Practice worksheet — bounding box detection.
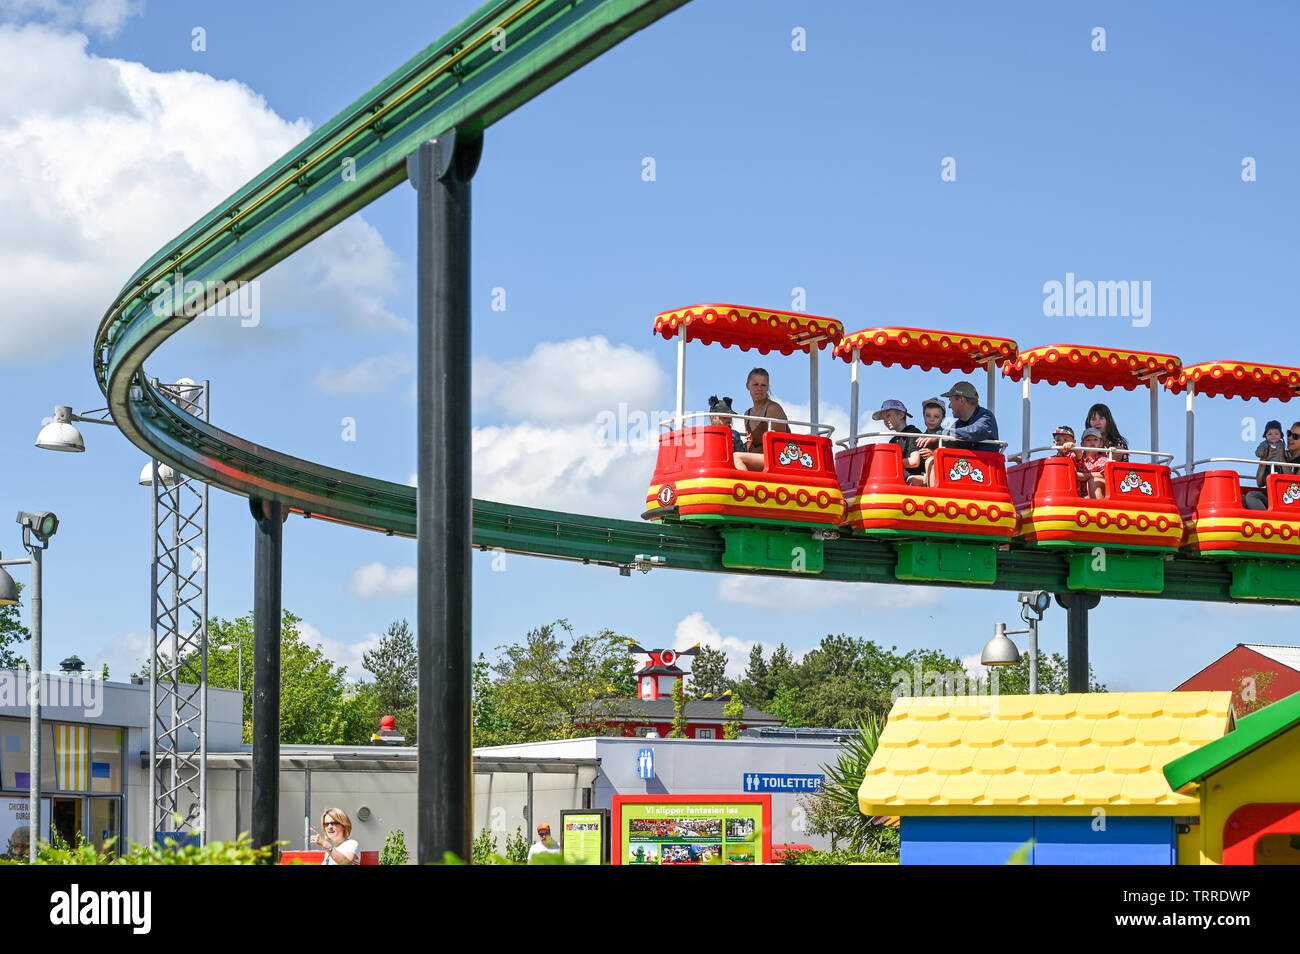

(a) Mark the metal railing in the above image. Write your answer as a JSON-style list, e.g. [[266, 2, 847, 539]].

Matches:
[[837, 431, 1009, 451], [664, 412, 835, 437], [1011, 445, 1173, 465], [1171, 456, 1300, 477]]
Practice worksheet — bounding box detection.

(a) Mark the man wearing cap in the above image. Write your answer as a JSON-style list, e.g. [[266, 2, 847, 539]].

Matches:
[[915, 381, 999, 484], [872, 399, 925, 484], [527, 823, 561, 863]]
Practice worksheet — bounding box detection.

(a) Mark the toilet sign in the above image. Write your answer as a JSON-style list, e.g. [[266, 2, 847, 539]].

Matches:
[[638, 748, 655, 780], [742, 773, 824, 793]]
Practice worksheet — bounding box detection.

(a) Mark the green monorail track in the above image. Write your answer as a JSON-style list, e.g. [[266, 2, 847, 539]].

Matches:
[[90, 0, 1278, 605]]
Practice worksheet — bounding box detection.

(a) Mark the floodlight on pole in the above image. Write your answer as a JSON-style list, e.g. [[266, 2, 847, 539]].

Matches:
[[982, 591, 1050, 694], [138, 461, 179, 486]]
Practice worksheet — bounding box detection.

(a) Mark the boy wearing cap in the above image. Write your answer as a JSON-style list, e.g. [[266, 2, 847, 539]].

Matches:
[[527, 823, 561, 863], [915, 381, 999, 485], [1052, 425, 1089, 497], [872, 399, 924, 484]]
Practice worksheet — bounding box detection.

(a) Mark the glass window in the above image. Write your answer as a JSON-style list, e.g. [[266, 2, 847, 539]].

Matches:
[[90, 728, 122, 794], [88, 797, 121, 857], [0, 718, 55, 790], [695, 728, 716, 739]]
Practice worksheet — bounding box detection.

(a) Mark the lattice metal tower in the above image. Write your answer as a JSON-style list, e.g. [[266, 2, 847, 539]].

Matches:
[[147, 379, 210, 845]]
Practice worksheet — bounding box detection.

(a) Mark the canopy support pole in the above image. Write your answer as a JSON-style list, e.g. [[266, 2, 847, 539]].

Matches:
[[1149, 377, 1160, 452], [986, 359, 997, 417], [675, 328, 686, 429], [809, 346, 819, 429], [1021, 370, 1032, 462], [849, 347, 860, 448], [1185, 381, 1195, 475]]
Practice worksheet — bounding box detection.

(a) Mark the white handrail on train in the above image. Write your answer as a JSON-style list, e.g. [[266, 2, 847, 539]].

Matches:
[[1009, 445, 1174, 464], [1169, 456, 1300, 477], [663, 411, 835, 437], [835, 432, 1009, 451]]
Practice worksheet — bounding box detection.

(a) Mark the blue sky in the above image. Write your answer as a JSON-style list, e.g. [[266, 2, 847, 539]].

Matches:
[[1, 0, 1298, 693]]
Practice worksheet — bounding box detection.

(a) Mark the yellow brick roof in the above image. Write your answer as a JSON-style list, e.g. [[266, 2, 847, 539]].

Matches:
[[859, 692, 1234, 816]]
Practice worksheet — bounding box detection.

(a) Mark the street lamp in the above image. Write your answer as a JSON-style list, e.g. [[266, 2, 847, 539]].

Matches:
[[216, 643, 242, 693], [1, 509, 59, 862], [981, 590, 1051, 694], [34, 406, 114, 452]]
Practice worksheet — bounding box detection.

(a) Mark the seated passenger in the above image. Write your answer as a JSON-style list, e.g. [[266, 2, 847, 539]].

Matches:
[[1079, 427, 1108, 498], [872, 399, 924, 485], [1051, 425, 1088, 497], [1084, 403, 1129, 463], [708, 395, 751, 469], [1245, 420, 1300, 510], [915, 381, 999, 485], [742, 367, 790, 453], [920, 397, 945, 435]]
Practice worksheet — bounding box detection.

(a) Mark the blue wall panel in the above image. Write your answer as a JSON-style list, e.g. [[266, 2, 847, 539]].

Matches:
[[1033, 816, 1175, 865], [902, 817, 1035, 865]]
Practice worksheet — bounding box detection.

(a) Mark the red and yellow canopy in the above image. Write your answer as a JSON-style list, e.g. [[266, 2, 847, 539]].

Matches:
[[653, 304, 842, 355], [1164, 361, 1300, 402], [833, 327, 1017, 373], [1002, 344, 1180, 391]]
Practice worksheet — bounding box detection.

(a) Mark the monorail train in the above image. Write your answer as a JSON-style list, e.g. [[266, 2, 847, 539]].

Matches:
[[642, 304, 1300, 599]]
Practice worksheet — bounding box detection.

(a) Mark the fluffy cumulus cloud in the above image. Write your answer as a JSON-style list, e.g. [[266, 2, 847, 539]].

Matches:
[[313, 354, 411, 395], [0, 0, 142, 36], [88, 629, 150, 681], [0, 24, 405, 361], [671, 611, 759, 677], [470, 335, 669, 518], [474, 336, 668, 424], [299, 620, 381, 682], [346, 562, 417, 599], [714, 575, 944, 611]]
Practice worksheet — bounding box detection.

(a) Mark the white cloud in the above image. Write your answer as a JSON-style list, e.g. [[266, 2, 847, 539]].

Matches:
[[474, 336, 667, 424], [472, 421, 654, 518], [346, 562, 417, 599], [313, 354, 411, 395], [0, 0, 142, 37], [715, 576, 944, 611], [672, 612, 758, 677], [299, 620, 381, 683], [88, 629, 150, 681], [1202, 601, 1300, 618], [0, 24, 405, 361]]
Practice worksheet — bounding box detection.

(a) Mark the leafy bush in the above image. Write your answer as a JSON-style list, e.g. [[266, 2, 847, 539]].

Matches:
[[381, 828, 409, 865], [471, 827, 498, 865], [2, 829, 274, 865], [503, 826, 530, 863], [779, 847, 897, 865]]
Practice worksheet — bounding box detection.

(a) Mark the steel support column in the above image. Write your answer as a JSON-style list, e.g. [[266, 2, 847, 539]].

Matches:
[[250, 498, 283, 862], [1055, 592, 1101, 693], [409, 131, 481, 864]]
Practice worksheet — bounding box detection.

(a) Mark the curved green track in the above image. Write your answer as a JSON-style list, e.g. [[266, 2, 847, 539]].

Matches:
[[90, 0, 1274, 605], [93, 0, 690, 536]]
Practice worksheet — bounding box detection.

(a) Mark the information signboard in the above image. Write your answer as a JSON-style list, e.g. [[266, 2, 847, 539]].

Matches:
[[560, 808, 610, 865], [612, 794, 772, 865]]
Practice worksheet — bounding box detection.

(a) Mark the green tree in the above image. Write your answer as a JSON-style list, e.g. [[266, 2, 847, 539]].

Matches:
[[202, 610, 372, 744], [736, 645, 771, 707], [689, 645, 731, 698], [668, 677, 687, 738], [723, 693, 745, 739], [362, 619, 417, 742], [0, 582, 31, 669], [485, 619, 638, 742], [974, 651, 1106, 695]]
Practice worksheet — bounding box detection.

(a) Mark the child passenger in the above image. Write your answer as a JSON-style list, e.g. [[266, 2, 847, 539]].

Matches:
[[1052, 425, 1088, 497], [1079, 426, 1108, 498]]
